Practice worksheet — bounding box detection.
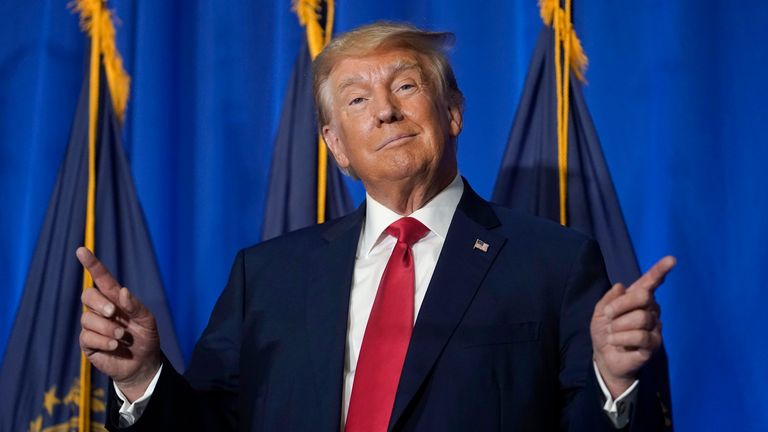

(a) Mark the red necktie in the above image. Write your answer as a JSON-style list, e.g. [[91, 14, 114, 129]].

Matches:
[[345, 217, 429, 432]]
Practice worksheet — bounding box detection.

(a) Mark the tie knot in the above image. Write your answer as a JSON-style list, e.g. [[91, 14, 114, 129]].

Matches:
[[385, 217, 429, 247]]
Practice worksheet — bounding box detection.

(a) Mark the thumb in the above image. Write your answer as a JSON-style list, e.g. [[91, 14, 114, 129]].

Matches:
[[118, 287, 146, 319], [595, 283, 626, 318]]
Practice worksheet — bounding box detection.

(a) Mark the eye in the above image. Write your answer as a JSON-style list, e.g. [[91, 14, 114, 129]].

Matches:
[[349, 97, 365, 106], [398, 83, 416, 91]]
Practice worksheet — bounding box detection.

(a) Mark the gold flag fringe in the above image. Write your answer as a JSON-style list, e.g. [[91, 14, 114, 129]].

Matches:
[[539, 0, 588, 82], [71, 0, 130, 122], [539, 0, 588, 226]]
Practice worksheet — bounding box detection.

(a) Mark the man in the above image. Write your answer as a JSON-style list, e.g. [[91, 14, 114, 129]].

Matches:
[[78, 22, 674, 431]]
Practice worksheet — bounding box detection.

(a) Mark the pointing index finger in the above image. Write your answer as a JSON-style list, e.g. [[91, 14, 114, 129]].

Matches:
[[630, 255, 677, 293], [76, 247, 121, 301]]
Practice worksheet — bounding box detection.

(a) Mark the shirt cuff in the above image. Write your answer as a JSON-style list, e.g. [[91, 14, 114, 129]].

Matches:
[[113, 364, 163, 428], [593, 361, 638, 429]]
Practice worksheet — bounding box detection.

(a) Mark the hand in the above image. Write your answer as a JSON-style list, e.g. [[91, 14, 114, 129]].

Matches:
[[591, 256, 676, 398], [77, 247, 162, 402]]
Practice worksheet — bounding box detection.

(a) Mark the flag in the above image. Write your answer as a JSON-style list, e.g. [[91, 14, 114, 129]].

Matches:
[[262, 0, 353, 240], [492, 23, 638, 285], [492, 2, 673, 430], [0, 3, 183, 430]]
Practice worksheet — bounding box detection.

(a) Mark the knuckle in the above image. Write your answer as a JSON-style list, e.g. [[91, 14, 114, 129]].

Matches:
[[92, 318, 107, 334], [636, 290, 650, 305], [640, 311, 652, 328], [607, 299, 622, 315], [83, 291, 101, 309], [641, 331, 651, 346], [79, 329, 89, 345]]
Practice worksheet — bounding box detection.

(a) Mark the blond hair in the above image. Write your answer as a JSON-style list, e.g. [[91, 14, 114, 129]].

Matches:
[[312, 22, 464, 127]]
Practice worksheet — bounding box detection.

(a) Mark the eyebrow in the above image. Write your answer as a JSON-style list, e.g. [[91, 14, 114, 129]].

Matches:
[[336, 60, 422, 93]]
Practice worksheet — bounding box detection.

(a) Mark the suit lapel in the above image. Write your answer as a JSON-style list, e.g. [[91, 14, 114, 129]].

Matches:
[[305, 206, 364, 431], [389, 181, 507, 430]]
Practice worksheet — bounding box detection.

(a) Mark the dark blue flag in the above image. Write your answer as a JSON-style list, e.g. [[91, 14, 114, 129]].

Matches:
[[0, 43, 183, 430], [492, 26, 640, 286], [262, 3, 353, 241], [492, 27, 673, 430]]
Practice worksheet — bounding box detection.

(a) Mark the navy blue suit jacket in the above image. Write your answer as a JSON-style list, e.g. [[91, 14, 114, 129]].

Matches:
[[107, 181, 665, 431]]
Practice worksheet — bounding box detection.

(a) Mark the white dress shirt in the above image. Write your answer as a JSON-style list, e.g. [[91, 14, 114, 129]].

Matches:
[[342, 174, 466, 423], [117, 174, 636, 428]]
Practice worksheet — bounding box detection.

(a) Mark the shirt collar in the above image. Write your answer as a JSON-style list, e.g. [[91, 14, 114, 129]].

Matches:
[[359, 174, 464, 257]]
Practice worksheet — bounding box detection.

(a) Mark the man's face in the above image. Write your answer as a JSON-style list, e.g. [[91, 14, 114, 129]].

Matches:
[[321, 49, 462, 189]]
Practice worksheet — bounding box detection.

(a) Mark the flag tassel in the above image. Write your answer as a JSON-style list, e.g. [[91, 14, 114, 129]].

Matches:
[[71, 0, 131, 121], [293, 0, 335, 223], [539, 0, 588, 225]]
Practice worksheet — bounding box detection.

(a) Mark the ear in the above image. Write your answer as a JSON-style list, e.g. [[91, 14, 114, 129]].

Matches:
[[322, 124, 350, 169], [447, 104, 463, 138]]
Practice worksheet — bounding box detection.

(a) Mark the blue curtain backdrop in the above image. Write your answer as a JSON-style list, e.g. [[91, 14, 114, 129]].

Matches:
[[0, 1, 765, 431]]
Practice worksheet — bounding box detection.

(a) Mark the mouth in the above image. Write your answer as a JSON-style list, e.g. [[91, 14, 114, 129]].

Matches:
[[377, 133, 418, 151]]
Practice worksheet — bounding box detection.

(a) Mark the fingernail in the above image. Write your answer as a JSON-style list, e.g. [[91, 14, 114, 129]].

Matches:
[[104, 304, 115, 316], [108, 340, 118, 350], [114, 328, 124, 339]]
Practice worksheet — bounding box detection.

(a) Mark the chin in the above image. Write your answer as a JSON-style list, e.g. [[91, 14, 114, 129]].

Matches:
[[384, 163, 434, 184]]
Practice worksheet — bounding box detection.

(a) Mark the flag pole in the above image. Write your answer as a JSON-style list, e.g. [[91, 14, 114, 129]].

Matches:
[[79, 3, 100, 427], [539, 0, 588, 225], [294, 0, 335, 224], [71, 1, 131, 429]]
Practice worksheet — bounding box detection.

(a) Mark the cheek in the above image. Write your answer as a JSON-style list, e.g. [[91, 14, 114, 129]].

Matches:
[[338, 116, 373, 151], [341, 107, 375, 129]]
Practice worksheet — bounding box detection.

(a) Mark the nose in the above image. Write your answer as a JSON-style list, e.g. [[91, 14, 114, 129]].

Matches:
[[373, 91, 403, 125]]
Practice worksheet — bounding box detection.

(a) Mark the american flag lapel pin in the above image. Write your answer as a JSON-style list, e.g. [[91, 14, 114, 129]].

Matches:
[[473, 239, 489, 253]]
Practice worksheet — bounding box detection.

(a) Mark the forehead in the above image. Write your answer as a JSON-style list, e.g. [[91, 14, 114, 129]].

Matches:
[[330, 49, 425, 89]]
